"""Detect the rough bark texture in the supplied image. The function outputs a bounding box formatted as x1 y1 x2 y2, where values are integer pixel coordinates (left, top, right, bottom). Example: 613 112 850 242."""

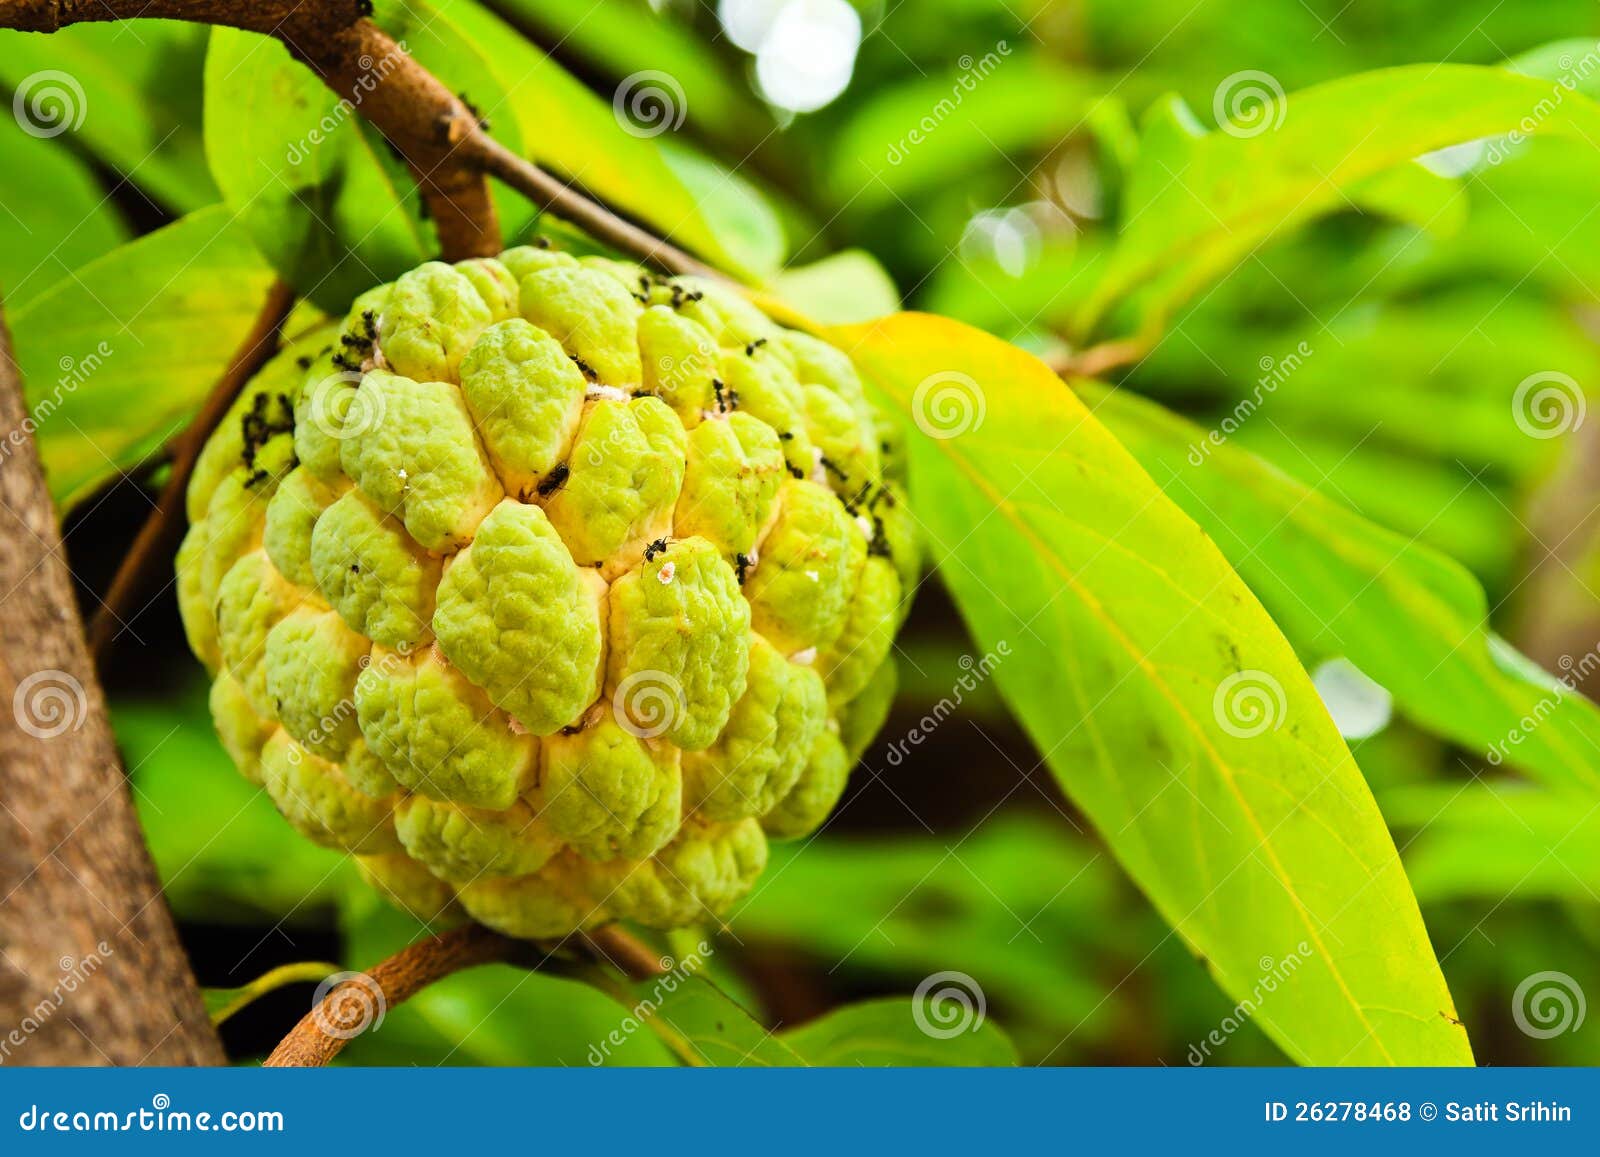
0 311 223 1066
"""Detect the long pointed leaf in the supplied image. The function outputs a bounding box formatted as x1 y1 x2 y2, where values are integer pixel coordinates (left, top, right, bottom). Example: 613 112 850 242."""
837 312 1471 1066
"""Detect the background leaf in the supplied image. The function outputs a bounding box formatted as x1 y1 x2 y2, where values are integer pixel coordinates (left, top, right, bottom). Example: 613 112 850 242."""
1078 381 1600 797
9 205 275 510
1080 65 1600 338
780 998 1018 1066
0 117 130 309
837 311 1472 1066
0 22 216 213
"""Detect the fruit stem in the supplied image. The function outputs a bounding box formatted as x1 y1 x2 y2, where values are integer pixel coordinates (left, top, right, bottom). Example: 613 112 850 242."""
263 923 666 1067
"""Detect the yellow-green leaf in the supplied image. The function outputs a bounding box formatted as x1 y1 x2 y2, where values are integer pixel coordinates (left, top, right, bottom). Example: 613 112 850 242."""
835 311 1472 1066
10 206 275 511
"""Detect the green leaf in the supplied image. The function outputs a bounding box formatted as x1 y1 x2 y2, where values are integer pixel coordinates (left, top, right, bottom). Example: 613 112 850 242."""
1079 64 1600 339
0 119 129 309
0 23 216 213
485 0 769 150
1078 382 1600 799
781 998 1018 1066
1383 784 1600 903
735 815 1115 1036
10 206 276 511
829 52 1102 209
837 312 1471 1066
608 974 805 1067
769 250 901 325
205 962 340 1026
203 28 432 311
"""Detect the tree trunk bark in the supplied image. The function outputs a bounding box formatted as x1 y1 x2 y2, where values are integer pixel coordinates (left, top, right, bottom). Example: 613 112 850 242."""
0 306 222 1066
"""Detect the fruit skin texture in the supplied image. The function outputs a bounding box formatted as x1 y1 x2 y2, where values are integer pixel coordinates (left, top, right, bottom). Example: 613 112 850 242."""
178 248 916 940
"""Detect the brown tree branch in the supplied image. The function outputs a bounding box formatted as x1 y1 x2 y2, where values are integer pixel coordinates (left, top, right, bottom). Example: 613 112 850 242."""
5 0 500 259
263 922 666 1067
88 280 296 669
3 0 721 275
0 302 223 1065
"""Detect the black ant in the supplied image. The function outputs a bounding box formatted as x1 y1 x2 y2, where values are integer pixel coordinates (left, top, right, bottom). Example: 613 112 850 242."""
536 463 569 497
735 553 752 584
644 537 670 562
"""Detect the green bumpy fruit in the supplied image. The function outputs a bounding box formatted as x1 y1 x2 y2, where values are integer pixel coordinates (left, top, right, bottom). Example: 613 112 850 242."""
178 249 918 940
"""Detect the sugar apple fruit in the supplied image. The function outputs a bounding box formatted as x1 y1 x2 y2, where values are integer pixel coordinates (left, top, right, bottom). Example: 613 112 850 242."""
177 246 917 939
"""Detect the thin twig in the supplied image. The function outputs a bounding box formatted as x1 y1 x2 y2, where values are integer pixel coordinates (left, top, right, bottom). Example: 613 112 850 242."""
264 925 534 1067
583 924 671 981
1044 335 1150 379
264 922 668 1066
87 279 295 669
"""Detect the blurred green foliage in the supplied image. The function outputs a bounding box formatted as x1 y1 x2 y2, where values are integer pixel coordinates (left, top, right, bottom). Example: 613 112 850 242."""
6 0 1600 1066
